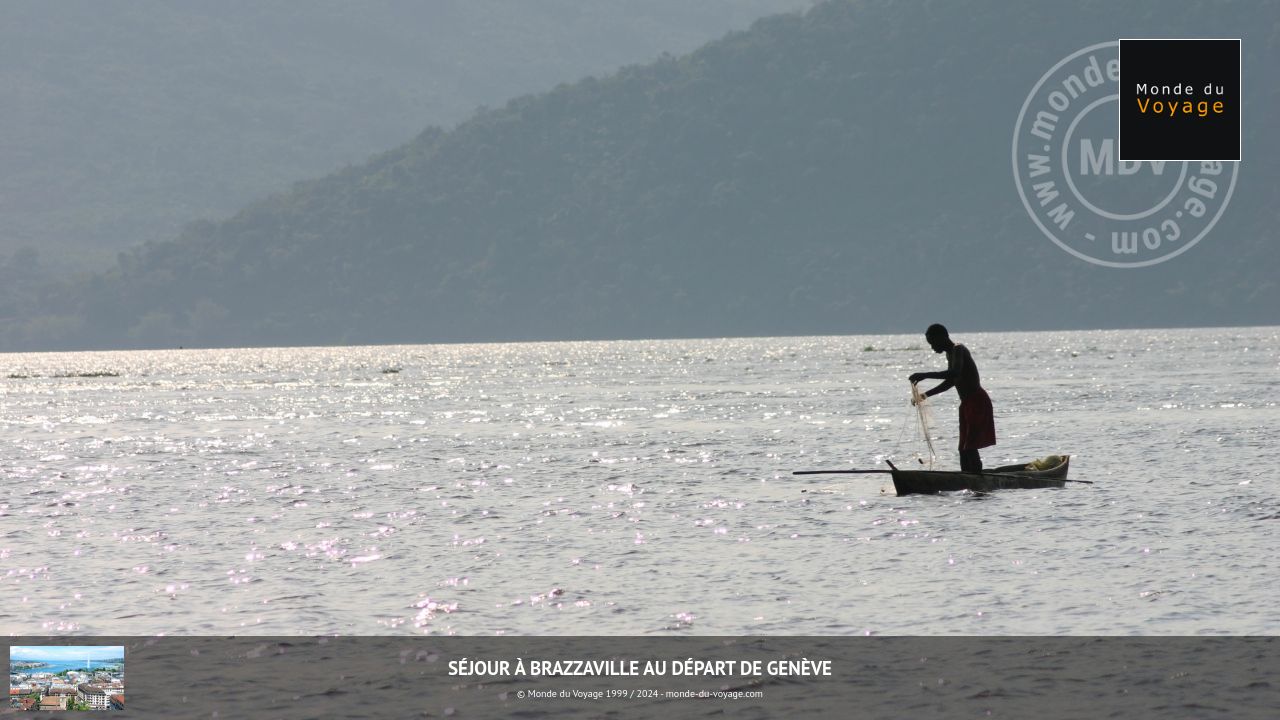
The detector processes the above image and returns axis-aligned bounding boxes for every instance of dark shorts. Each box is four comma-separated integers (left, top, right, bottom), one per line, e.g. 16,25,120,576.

958,388,996,451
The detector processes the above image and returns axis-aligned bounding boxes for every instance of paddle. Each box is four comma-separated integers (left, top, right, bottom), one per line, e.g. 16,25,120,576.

792,469,892,475
792,468,1094,483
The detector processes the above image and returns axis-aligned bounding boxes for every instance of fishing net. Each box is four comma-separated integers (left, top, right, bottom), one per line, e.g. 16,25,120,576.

910,382,937,469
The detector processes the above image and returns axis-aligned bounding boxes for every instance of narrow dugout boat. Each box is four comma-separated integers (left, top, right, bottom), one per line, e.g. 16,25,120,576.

888,455,1070,495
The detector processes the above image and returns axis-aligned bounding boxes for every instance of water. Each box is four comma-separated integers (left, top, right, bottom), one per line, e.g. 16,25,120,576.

1,328,1276,636
9,658,121,674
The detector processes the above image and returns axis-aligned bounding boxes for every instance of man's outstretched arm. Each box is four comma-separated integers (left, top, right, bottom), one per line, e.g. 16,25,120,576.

908,349,966,397
909,370,949,382
923,379,954,398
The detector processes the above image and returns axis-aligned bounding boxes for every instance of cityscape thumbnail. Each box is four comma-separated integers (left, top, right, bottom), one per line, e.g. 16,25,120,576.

9,647,124,712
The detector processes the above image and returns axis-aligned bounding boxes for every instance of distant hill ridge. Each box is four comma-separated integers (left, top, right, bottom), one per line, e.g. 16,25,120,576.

3,0,1275,350
0,0,808,271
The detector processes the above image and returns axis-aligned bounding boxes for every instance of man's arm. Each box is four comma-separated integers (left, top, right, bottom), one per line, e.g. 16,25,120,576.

924,378,954,398
909,348,966,397
909,370,948,382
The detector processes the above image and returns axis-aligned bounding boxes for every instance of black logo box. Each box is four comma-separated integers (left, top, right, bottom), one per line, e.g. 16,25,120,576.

1119,38,1241,161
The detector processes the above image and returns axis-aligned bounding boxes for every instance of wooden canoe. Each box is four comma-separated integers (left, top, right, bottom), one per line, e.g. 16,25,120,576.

889,455,1070,495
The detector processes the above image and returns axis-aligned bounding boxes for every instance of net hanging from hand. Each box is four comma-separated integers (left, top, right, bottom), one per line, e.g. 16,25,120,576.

910,382,937,470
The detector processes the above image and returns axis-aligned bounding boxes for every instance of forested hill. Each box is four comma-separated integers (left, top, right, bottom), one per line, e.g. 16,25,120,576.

0,0,808,272
5,0,1276,350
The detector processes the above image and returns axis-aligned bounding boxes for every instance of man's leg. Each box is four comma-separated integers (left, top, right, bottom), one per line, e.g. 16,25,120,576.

959,449,982,473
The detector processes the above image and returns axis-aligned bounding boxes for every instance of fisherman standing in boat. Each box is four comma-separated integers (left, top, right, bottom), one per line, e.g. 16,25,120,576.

908,324,995,473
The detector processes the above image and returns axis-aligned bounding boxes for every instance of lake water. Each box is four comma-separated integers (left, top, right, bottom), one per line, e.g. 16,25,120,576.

1,327,1276,636
9,658,121,674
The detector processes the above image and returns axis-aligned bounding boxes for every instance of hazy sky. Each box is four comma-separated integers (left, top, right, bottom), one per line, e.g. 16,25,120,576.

10,646,124,662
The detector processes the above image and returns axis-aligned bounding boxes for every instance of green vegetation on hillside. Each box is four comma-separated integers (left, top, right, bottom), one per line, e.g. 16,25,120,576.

0,0,808,272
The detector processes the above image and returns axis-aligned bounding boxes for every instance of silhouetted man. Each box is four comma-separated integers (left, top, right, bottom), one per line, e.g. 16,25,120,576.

908,324,995,472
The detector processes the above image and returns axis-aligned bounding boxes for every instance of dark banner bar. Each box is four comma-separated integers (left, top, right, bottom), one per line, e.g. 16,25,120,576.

6,637,1278,718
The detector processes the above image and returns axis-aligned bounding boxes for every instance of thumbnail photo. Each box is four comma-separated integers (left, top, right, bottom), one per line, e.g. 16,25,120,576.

8,647,124,712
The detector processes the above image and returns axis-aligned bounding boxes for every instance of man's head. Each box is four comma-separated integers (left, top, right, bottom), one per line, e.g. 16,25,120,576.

925,323,950,353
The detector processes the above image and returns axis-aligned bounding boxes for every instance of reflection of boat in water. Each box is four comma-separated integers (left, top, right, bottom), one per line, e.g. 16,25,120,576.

888,455,1071,495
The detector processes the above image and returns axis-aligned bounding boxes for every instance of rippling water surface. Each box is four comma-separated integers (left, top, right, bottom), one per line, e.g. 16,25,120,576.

2,328,1276,635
